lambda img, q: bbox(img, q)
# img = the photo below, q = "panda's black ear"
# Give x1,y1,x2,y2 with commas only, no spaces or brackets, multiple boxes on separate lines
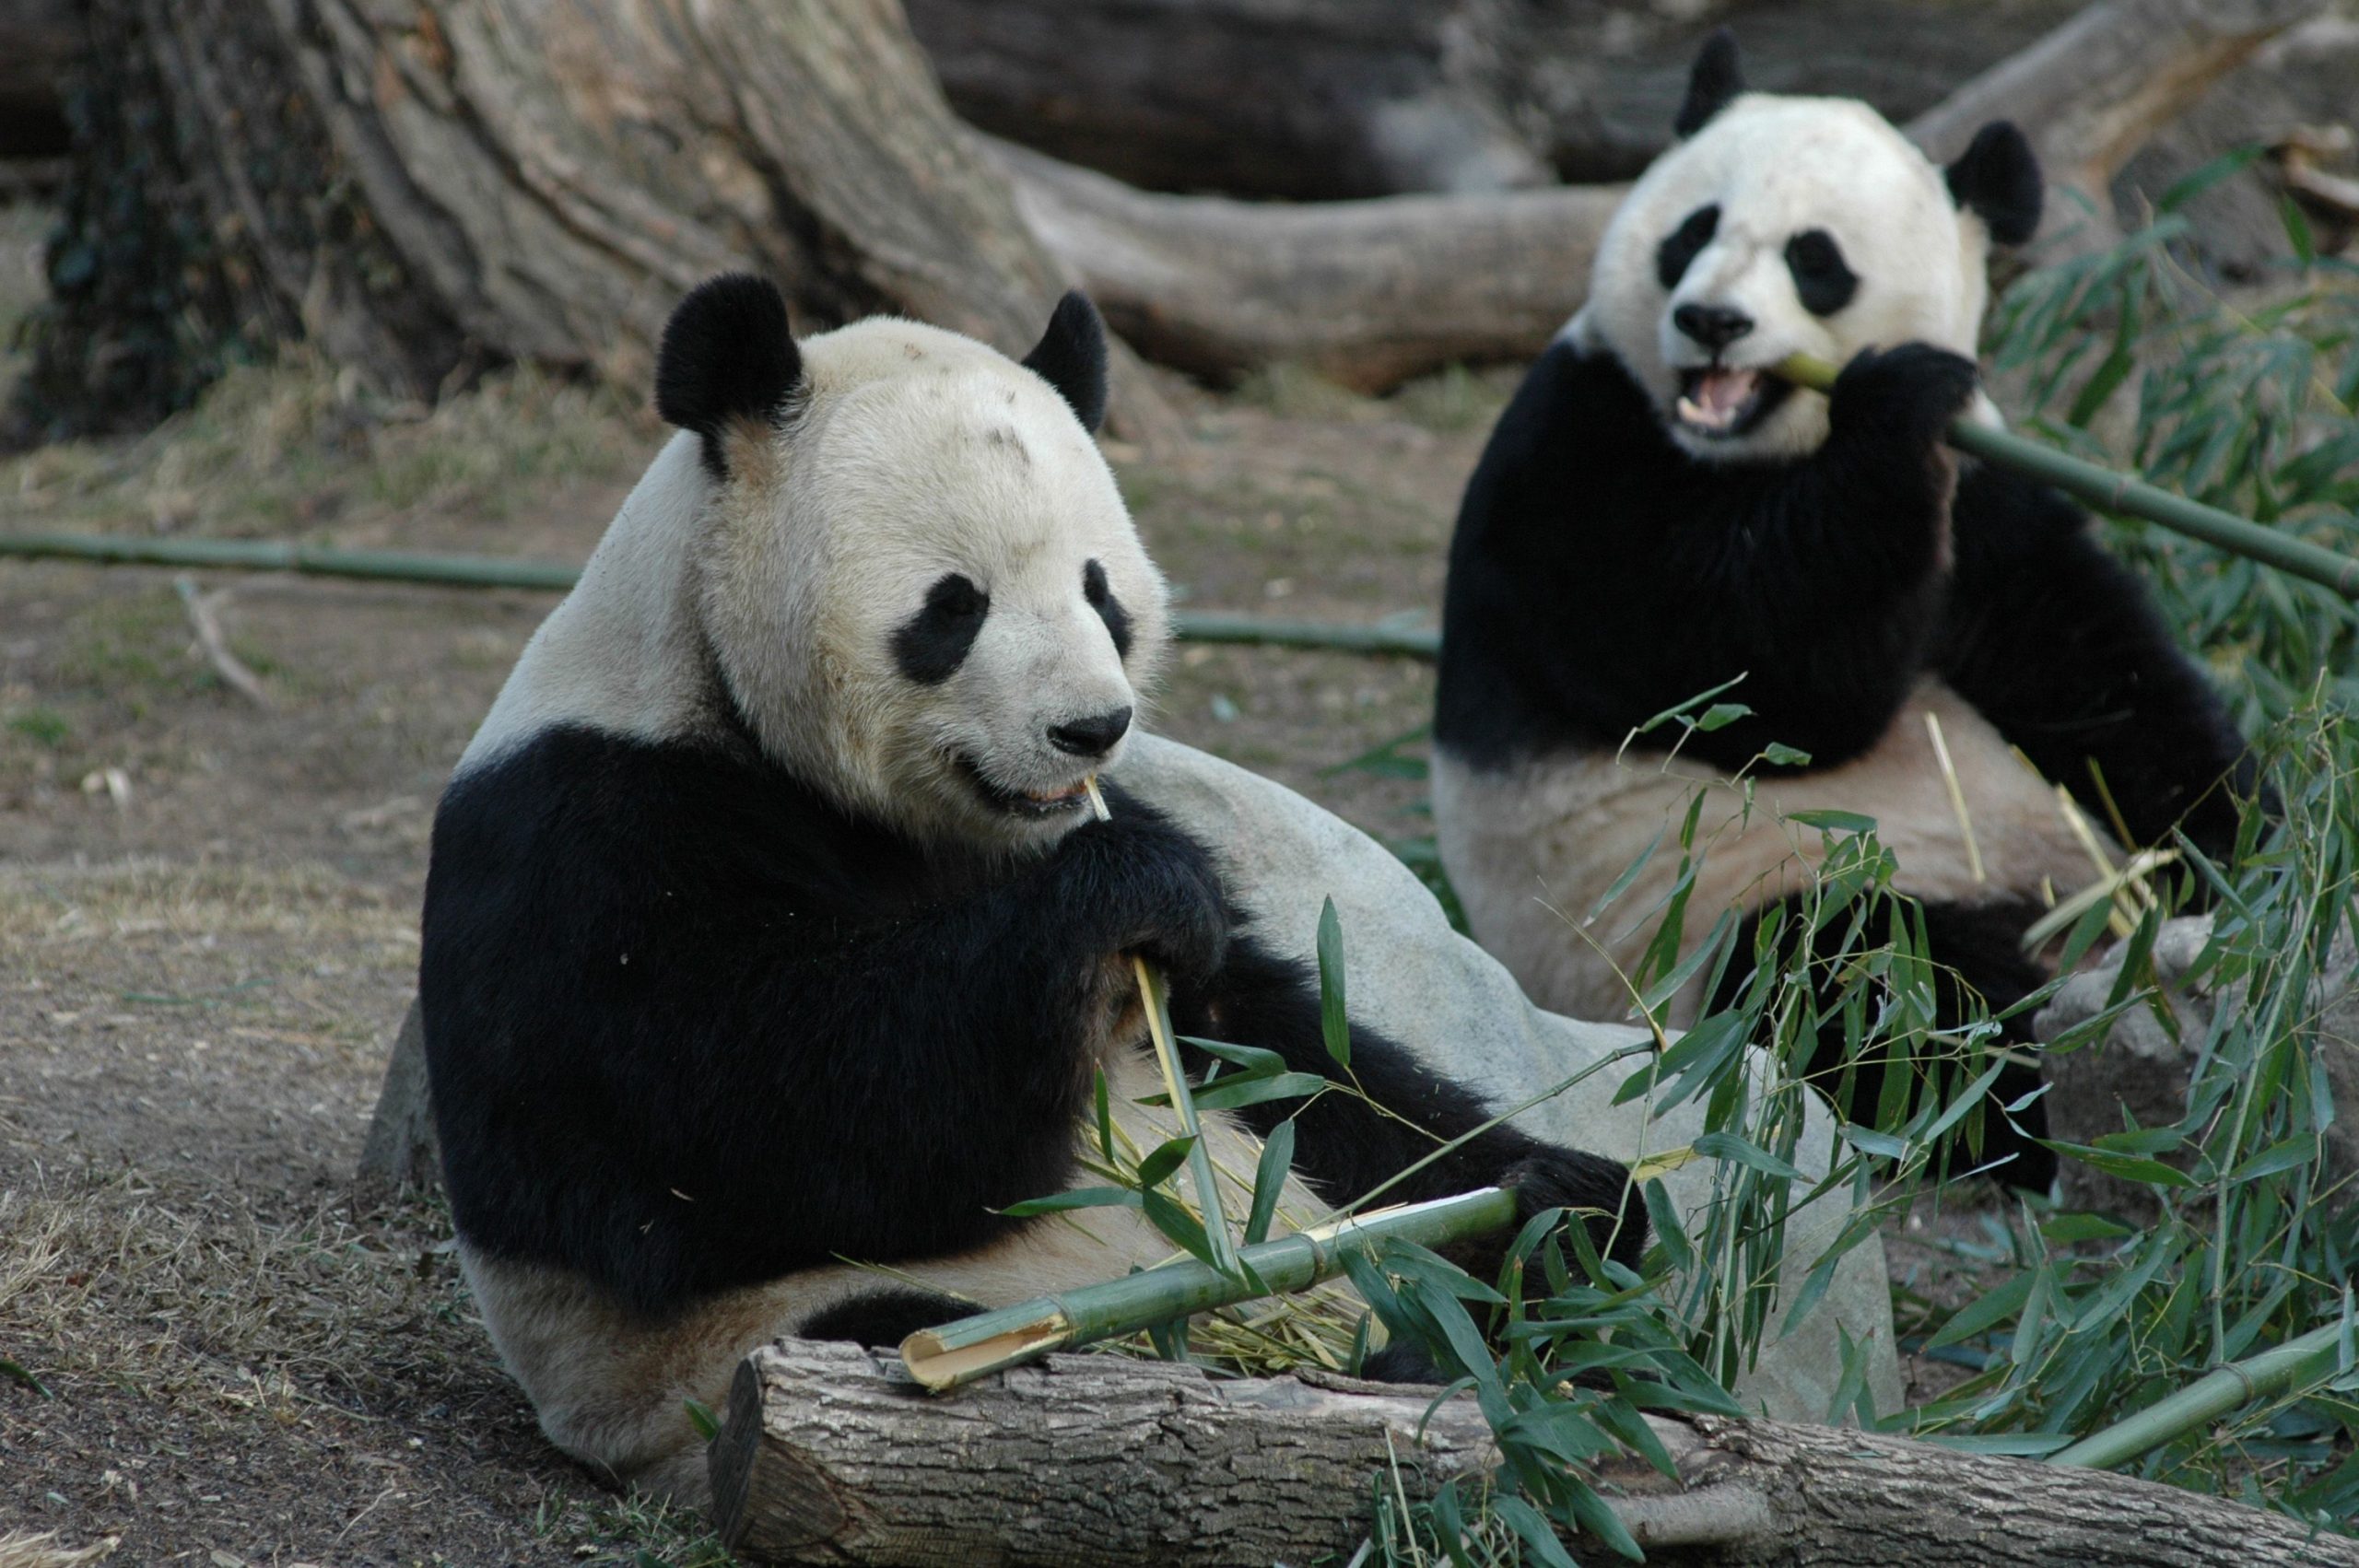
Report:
654,274,805,461
1022,290,1109,435
1946,122,2044,247
1673,29,1743,138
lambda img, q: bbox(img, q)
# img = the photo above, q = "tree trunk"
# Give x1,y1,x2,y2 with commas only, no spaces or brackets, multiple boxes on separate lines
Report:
11,0,1175,447
904,0,1547,202
711,1341,2359,1568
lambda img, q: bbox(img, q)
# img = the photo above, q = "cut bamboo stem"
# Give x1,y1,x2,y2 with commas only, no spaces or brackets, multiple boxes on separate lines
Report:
1082,774,1238,1279
1774,352,2359,601
0,532,1442,658
900,1185,1517,1391
2048,1319,2349,1471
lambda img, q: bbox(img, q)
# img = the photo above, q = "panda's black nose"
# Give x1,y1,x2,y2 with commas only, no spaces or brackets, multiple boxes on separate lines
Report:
1673,303,1755,353
1049,706,1133,757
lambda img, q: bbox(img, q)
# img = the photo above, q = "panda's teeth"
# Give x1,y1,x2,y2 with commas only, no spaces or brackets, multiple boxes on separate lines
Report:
1676,393,1735,431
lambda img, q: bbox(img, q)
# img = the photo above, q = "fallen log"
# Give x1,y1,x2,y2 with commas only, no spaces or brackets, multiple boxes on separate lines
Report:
1906,0,2331,215
906,0,1545,201
995,136,1621,392
993,0,2328,392
710,1340,2359,1567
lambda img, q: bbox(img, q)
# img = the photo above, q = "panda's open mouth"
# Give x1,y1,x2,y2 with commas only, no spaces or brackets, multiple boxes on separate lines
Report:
1673,367,1791,438
954,752,1092,819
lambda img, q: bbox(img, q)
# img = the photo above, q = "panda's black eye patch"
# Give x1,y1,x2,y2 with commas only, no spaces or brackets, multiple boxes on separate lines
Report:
1784,228,1858,316
1656,205,1719,290
1083,558,1132,659
893,572,989,685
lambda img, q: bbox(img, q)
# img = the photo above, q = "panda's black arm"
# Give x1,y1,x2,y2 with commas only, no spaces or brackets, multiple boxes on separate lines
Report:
1165,936,1646,1273
1442,343,1971,776
423,743,1234,1316
1936,467,2259,860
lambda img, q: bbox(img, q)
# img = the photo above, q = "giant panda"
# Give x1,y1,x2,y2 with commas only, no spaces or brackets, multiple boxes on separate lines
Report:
1432,33,2258,1191
420,275,1644,1504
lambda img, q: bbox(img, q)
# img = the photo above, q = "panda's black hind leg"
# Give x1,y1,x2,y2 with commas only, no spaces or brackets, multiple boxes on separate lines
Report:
1716,895,2057,1194
799,1287,975,1350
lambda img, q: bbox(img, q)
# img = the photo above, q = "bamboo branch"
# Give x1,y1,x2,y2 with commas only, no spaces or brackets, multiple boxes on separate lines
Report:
1774,353,2359,600
1081,774,1238,1278
2050,1318,2351,1471
898,1186,1516,1390
173,575,274,708
0,532,1444,658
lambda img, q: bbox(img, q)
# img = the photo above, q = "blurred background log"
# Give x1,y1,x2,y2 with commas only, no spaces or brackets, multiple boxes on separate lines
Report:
5,0,2353,439
906,0,1548,200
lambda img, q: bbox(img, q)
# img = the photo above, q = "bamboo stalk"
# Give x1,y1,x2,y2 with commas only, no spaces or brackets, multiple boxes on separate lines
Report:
1081,775,1239,1280
2048,1319,2350,1471
899,1185,1517,1390
1774,353,2359,601
0,532,1443,657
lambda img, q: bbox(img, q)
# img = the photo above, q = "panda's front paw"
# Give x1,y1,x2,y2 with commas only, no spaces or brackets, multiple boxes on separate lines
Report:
1831,342,1978,447
1062,815,1231,983
1500,1150,1647,1275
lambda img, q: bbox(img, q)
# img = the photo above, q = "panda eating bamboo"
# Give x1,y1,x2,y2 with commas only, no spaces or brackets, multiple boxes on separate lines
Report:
419,276,1643,1504
1433,32,2261,1191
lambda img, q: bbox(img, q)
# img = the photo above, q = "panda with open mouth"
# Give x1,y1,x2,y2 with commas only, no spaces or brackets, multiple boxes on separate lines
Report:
1433,32,2262,1191
419,276,1644,1505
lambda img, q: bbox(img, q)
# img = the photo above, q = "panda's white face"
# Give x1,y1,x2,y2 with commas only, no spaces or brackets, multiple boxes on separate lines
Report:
1574,95,1994,463
698,316,1169,850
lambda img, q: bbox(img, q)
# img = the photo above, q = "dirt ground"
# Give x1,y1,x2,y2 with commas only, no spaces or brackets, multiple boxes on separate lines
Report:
0,188,1531,1565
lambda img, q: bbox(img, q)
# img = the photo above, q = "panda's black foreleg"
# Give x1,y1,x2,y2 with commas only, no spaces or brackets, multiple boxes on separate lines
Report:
1716,895,2057,1192
1166,934,1646,1282
1938,471,2261,865
798,1287,976,1351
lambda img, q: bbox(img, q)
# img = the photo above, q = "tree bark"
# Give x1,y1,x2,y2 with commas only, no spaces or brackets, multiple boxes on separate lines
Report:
904,0,1546,202
12,0,1175,447
1907,0,2332,212
995,137,1623,392
711,1341,2359,1568
990,0,2328,393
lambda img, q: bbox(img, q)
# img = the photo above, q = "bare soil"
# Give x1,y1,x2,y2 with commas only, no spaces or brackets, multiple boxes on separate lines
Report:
0,214,1515,1563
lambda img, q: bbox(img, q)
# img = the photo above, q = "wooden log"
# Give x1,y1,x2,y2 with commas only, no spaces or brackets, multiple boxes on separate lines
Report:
1907,0,2333,214
709,1340,2359,1567
995,136,1624,392
991,0,2327,392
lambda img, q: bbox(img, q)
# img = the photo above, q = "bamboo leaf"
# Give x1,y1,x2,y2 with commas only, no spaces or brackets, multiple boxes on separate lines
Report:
1245,1118,1296,1246
1134,1137,1197,1190
1191,1071,1327,1112
1316,897,1350,1068
999,1186,1144,1218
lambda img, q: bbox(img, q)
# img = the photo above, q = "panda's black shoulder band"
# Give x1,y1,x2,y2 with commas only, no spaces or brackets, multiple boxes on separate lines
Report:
655,274,806,474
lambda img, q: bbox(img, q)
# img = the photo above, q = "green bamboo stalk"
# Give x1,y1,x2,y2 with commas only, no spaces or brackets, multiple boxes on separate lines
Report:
0,531,582,591
0,532,1443,658
900,1185,1517,1391
1776,352,2359,601
1169,611,1439,660
1082,776,1238,1278
2048,1320,2349,1471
